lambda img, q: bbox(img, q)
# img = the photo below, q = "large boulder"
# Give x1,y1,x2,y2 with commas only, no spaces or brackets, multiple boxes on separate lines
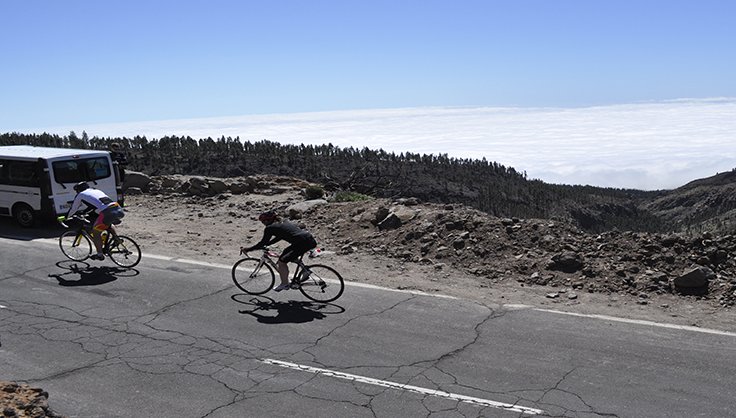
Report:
187,176,216,196
674,266,714,290
287,199,329,219
229,181,255,195
122,171,151,191
377,213,402,230
390,206,419,223
209,179,228,194
159,175,184,189
547,251,584,273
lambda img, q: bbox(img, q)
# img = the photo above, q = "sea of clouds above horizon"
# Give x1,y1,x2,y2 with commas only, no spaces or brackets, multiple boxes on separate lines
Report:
38,98,736,191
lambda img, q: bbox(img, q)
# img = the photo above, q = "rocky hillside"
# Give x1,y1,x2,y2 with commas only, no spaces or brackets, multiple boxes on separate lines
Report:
641,169,736,234
123,172,736,309
305,196,736,309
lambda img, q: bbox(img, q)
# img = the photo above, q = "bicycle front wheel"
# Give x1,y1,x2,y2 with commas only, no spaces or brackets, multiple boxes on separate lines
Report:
232,257,275,295
108,235,142,268
59,230,92,261
298,264,344,303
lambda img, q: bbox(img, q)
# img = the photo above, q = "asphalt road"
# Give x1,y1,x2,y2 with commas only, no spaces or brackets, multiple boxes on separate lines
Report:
1,230,735,418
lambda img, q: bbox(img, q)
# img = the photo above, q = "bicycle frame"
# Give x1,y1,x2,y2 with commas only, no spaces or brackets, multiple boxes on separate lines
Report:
62,215,119,255
233,246,343,302
59,213,142,268
101,229,120,255
253,248,308,284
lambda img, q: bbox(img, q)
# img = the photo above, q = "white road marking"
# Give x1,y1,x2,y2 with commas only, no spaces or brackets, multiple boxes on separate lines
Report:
147,247,456,297
144,254,173,261
6,235,734,336
503,304,533,310
261,358,544,415
535,308,736,337
31,238,58,245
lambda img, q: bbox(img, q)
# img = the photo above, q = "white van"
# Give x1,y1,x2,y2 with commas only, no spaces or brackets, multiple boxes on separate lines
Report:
0,145,122,227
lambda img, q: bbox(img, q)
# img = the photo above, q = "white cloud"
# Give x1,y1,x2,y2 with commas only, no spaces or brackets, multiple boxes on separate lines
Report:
37,98,736,190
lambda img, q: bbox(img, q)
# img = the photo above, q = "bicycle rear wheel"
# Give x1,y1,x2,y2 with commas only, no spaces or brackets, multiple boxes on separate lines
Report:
298,264,344,303
107,235,142,268
59,230,92,261
232,257,275,295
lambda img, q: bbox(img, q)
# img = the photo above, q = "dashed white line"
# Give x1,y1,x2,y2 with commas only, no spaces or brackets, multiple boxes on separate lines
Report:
261,358,544,415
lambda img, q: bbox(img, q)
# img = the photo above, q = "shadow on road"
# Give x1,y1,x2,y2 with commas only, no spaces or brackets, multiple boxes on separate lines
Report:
48,260,140,286
231,294,345,324
0,217,63,241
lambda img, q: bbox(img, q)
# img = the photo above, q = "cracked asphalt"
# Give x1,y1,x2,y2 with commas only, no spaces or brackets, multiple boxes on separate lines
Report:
1,234,736,417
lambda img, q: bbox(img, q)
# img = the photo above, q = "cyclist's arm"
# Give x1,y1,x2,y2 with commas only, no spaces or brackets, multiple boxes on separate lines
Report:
67,197,97,224
243,231,278,253
67,195,85,217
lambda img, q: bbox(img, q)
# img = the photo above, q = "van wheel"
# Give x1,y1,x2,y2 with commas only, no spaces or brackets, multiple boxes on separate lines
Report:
13,203,35,228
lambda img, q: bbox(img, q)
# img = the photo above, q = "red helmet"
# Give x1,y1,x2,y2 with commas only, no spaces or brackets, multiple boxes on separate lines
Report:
258,211,277,223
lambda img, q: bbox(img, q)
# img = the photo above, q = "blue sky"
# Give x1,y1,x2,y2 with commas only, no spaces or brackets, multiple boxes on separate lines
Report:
1,1,735,189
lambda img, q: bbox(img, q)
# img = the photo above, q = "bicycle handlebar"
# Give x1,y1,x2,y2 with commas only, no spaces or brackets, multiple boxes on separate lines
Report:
240,246,279,257
57,213,91,229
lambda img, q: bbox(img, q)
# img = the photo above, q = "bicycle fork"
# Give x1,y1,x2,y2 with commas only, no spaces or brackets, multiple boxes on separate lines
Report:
250,260,266,279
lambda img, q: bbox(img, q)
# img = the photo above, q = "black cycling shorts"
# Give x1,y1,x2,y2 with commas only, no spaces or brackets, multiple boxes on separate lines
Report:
279,236,317,263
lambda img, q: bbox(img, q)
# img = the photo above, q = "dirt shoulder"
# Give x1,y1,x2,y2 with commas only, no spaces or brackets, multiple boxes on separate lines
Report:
118,177,735,332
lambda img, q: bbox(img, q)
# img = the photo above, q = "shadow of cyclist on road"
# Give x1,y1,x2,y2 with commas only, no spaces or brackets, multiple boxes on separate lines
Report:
49,261,139,287
232,294,344,324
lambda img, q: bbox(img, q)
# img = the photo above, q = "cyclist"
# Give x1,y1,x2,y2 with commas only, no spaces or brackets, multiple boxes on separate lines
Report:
67,182,125,260
241,211,317,291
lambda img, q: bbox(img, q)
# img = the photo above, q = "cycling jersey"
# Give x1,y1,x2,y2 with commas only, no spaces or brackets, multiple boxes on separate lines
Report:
247,220,317,262
68,188,117,215
68,188,124,231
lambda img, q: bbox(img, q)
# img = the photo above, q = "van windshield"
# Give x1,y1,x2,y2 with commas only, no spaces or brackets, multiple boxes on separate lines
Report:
52,157,112,184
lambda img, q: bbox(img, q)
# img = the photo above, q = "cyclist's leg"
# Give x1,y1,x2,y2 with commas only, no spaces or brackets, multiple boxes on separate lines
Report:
276,245,297,287
280,239,315,282
91,213,106,258
273,261,290,290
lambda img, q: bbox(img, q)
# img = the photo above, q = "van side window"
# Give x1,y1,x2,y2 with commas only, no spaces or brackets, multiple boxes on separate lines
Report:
0,160,39,187
0,160,6,184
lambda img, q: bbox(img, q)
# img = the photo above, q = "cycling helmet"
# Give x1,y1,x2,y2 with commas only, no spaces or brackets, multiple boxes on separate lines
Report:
258,211,277,223
73,182,89,193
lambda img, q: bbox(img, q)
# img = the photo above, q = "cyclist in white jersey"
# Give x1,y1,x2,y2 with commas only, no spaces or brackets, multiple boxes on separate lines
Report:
67,182,125,260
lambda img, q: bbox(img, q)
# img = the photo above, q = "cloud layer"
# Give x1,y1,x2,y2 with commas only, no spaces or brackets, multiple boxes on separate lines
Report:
38,98,736,190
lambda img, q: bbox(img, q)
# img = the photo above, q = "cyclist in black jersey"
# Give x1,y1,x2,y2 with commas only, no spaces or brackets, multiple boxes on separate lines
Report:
241,211,317,291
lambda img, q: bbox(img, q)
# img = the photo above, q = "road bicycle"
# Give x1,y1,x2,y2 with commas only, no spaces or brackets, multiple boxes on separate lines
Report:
232,247,345,303
58,214,142,268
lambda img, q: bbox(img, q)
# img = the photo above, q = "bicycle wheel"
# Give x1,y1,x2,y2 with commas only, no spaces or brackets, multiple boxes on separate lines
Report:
107,235,142,268
59,230,92,261
232,257,275,295
298,264,344,303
